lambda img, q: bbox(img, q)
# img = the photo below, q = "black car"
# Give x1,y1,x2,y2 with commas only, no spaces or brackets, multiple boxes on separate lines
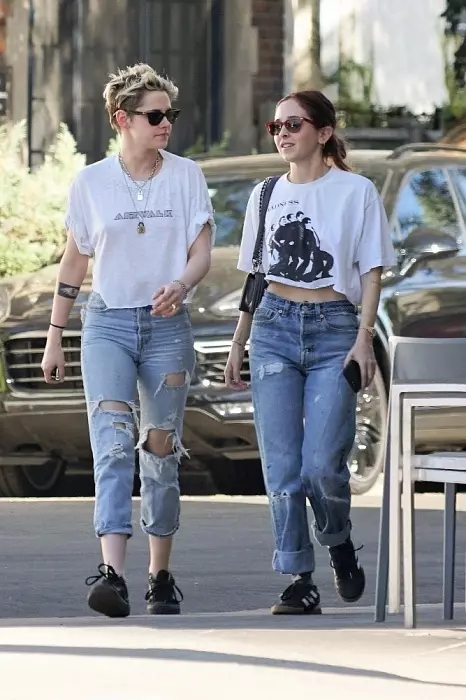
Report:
1,143,466,498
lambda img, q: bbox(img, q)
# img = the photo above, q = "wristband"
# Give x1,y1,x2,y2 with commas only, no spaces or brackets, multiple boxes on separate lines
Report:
359,326,375,338
50,323,66,330
232,340,245,349
174,279,188,301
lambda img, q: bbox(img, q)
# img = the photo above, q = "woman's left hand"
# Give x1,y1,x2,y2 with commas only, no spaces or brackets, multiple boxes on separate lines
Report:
344,331,377,389
151,281,185,317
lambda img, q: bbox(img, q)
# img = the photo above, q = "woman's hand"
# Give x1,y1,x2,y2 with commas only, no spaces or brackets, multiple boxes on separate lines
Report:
151,281,185,317
41,338,65,384
344,331,376,389
224,342,248,390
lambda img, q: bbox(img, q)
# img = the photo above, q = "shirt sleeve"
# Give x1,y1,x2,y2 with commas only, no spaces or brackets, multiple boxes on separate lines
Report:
65,176,93,256
355,189,398,275
188,162,216,248
237,182,262,273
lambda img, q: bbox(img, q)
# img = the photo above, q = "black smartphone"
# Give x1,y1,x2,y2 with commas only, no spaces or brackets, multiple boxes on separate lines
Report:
343,359,361,393
52,367,60,381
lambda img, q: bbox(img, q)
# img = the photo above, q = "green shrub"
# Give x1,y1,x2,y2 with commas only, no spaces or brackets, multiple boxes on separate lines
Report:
0,121,86,278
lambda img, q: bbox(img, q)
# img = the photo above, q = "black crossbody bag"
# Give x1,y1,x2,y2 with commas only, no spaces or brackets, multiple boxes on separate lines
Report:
239,175,279,314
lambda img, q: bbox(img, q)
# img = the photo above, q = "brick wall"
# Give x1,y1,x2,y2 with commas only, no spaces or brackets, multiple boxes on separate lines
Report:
252,0,284,121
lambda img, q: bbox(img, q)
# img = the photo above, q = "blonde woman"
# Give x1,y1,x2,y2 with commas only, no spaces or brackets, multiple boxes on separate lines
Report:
41,64,215,617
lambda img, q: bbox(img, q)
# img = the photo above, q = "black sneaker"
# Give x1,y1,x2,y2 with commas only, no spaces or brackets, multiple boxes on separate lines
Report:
85,563,130,618
329,537,365,603
271,575,322,615
145,570,183,615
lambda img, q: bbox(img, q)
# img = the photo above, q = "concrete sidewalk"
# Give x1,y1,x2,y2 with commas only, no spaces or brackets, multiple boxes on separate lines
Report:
1,607,465,699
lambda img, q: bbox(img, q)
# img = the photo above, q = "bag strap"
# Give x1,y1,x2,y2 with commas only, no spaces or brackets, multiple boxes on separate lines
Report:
252,175,280,273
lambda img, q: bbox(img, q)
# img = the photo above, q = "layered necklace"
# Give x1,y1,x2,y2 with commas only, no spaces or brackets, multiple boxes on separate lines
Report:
118,152,161,234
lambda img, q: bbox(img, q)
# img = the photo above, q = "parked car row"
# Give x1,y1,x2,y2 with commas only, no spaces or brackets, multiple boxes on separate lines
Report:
1,143,466,497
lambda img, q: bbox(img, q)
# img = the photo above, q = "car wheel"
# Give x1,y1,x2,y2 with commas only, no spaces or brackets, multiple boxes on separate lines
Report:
207,458,265,496
0,456,66,497
349,363,387,495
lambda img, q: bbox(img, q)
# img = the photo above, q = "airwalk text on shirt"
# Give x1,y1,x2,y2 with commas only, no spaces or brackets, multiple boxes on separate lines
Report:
114,209,173,220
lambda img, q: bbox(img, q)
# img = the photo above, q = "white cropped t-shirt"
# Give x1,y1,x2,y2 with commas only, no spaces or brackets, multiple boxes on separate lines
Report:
238,168,397,307
65,150,216,308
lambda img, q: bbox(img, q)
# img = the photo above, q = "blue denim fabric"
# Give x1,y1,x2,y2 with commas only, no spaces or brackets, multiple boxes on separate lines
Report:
249,291,358,575
81,292,195,538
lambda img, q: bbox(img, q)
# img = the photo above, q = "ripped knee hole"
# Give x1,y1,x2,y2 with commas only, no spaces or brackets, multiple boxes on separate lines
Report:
164,372,186,388
141,427,176,458
99,400,132,413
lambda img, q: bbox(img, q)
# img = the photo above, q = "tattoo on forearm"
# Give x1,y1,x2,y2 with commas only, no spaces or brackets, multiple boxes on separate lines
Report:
58,282,80,299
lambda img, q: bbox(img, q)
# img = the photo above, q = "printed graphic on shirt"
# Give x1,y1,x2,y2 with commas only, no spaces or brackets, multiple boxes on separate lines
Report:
114,209,173,220
267,211,334,282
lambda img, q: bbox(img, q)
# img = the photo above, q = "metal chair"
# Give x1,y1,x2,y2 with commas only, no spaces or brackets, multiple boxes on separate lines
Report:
374,336,466,628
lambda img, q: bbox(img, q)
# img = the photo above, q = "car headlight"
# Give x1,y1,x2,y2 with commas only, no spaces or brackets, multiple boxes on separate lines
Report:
0,287,11,323
210,289,242,318
211,401,254,418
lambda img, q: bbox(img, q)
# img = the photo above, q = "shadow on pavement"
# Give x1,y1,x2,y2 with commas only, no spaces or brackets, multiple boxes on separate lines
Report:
0,641,464,688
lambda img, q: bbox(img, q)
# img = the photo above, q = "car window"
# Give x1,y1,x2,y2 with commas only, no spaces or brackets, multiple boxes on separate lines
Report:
207,166,387,248
448,167,466,222
394,168,460,241
207,179,259,247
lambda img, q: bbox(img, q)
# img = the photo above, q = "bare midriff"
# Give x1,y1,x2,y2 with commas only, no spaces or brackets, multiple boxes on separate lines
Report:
267,281,347,303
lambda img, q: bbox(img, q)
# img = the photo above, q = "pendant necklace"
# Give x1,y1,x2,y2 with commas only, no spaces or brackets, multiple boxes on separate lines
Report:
119,153,160,233
119,152,159,200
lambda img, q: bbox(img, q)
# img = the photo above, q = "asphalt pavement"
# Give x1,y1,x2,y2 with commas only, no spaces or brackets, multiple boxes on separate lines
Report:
1,492,466,698
0,491,465,618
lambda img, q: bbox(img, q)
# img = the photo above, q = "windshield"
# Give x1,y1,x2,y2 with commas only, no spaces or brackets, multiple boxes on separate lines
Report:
208,166,388,247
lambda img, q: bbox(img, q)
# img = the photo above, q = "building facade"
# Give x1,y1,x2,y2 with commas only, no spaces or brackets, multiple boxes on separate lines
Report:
285,0,449,114
3,0,284,164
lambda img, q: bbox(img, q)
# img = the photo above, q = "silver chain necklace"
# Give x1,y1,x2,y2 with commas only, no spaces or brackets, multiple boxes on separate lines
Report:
119,153,160,234
118,152,160,200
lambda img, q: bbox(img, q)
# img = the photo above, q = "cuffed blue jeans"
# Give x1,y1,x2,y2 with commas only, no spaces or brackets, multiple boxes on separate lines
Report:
249,291,358,575
81,292,195,539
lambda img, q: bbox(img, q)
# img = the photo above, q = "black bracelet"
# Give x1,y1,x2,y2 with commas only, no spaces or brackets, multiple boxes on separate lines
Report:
50,323,66,330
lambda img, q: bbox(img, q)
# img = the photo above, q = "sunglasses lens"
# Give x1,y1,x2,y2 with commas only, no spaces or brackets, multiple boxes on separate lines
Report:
266,121,281,136
147,110,165,126
286,118,303,132
166,109,180,124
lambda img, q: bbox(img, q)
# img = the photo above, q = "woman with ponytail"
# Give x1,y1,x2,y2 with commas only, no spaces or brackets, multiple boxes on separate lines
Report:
225,90,396,615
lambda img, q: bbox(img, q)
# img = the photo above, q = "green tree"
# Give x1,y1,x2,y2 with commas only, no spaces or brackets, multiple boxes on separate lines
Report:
441,0,466,129
310,0,324,89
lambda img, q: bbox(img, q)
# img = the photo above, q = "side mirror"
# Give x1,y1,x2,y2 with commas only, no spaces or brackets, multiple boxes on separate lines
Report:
396,227,460,276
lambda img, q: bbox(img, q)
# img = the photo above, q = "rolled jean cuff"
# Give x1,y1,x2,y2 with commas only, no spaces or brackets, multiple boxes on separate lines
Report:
312,520,351,547
96,527,133,539
272,546,315,575
140,520,180,538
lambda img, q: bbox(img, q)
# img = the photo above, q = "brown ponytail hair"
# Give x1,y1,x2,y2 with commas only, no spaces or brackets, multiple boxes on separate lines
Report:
277,90,351,172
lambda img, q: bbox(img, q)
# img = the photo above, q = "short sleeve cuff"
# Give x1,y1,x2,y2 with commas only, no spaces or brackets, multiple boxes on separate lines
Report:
65,215,93,256
357,253,397,276
188,211,216,248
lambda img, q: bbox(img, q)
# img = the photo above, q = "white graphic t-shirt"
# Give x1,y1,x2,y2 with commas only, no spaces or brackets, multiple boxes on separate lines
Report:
238,168,397,306
65,151,215,308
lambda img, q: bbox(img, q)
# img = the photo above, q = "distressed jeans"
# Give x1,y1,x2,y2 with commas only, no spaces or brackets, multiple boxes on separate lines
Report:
249,291,358,575
81,292,195,538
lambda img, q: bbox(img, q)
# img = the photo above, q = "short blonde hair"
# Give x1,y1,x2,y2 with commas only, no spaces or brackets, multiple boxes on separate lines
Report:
103,63,179,131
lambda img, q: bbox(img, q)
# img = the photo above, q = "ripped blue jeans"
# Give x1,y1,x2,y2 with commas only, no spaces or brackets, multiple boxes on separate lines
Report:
249,291,358,575
81,292,195,538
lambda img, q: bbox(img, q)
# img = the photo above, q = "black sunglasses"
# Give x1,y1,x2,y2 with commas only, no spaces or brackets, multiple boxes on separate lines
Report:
265,116,313,136
125,108,181,126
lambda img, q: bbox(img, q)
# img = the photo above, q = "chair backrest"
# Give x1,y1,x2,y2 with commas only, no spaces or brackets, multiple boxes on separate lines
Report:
389,336,466,383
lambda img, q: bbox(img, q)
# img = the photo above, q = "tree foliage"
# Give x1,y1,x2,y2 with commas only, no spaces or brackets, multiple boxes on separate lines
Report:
0,122,85,277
